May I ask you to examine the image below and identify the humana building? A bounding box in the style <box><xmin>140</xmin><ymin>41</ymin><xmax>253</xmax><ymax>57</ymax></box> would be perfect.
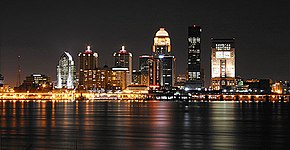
<box><xmin>211</xmin><ymin>38</ymin><xmax>235</xmax><ymax>90</ymax></box>
<box><xmin>56</xmin><ymin>51</ymin><xmax>76</xmax><ymax>89</ymax></box>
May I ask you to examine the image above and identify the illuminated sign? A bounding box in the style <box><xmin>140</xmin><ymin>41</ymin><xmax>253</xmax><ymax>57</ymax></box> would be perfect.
<box><xmin>216</xmin><ymin>44</ymin><xmax>231</xmax><ymax>50</ymax></box>
<box><xmin>112</xmin><ymin>67</ymin><xmax>128</xmax><ymax>71</ymax></box>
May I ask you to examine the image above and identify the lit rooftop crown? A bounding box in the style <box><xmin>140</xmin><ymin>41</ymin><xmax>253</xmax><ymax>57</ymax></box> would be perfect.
<box><xmin>85</xmin><ymin>45</ymin><xmax>92</xmax><ymax>53</ymax></box>
<box><xmin>155</xmin><ymin>28</ymin><xmax>169</xmax><ymax>37</ymax></box>
<box><xmin>118</xmin><ymin>46</ymin><xmax>129</xmax><ymax>54</ymax></box>
<box><xmin>120</xmin><ymin>46</ymin><xmax>126</xmax><ymax>52</ymax></box>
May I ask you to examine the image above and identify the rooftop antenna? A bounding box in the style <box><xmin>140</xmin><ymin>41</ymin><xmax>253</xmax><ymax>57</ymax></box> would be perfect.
<box><xmin>17</xmin><ymin>55</ymin><xmax>21</xmax><ymax>87</ymax></box>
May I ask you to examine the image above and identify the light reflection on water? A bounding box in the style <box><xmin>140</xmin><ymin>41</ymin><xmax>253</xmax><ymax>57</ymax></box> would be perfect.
<box><xmin>0</xmin><ymin>101</ymin><xmax>289</xmax><ymax>149</ymax></box>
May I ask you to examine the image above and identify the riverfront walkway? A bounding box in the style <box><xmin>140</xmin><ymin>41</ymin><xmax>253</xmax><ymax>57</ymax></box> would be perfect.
<box><xmin>0</xmin><ymin>92</ymin><xmax>289</xmax><ymax>102</ymax></box>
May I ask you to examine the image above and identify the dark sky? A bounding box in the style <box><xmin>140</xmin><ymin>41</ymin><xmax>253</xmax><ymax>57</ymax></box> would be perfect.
<box><xmin>1</xmin><ymin>0</ymin><xmax>289</xmax><ymax>87</ymax></box>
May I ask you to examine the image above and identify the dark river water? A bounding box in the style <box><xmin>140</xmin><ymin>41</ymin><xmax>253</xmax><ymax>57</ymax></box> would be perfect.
<box><xmin>0</xmin><ymin>101</ymin><xmax>289</xmax><ymax>150</ymax></box>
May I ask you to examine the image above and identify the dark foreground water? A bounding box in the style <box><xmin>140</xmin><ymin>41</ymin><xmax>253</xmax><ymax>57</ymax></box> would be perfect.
<box><xmin>0</xmin><ymin>101</ymin><xmax>289</xmax><ymax>150</ymax></box>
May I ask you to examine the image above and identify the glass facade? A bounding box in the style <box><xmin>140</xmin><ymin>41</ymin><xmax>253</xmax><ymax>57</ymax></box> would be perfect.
<box><xmin>56</xmin><ymin>52</ymin><xmax>76</xmax><ymax>89</ymax></box>
<box><xmin>113</xmin><ymin>46</ymin><xmax>132</xmax><ymax>85</ymax></box>
<box><xmin>187</xmin><ymin>25</ymin><xmax>202</xmax><ymax>82</ymax></box>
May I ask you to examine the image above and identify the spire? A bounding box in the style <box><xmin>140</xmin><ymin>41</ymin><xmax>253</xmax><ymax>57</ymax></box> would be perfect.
<box><xmin>85</xmin><ymin>45</ymin><xmax>92</xmax><ymax>53</ymax></box>
<box><xmin>119</xmin><ymin>46</ymin><xmax>127</xmax><ymax>53</ymax></box>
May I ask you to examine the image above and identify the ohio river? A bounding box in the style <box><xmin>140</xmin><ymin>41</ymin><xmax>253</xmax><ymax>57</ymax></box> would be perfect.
<box><xmin>0</xmin><ymin>101</ymin><xmax>289</xmax><ymax>149</ymax></box>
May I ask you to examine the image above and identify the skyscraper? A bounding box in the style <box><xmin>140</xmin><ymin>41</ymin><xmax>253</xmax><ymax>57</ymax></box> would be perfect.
<box><xmin>138</xmin><ymin>55</ymin><xmax>154</xmax><ymax>86</ymax></box>
<box><xmin>151</xmin><ymin>28</ymin><xmax>176</xmax><ymax>88</ymax></box>
<box><xmin>78</xmin><ymin>46</ymin><xmax>98</xmax><ymax>90</ymax></box>
<box><xmin>211</xmin><ymin>38</ymin><xmax>235</xmax><ymax>90</ymax></box>
<box><xmin>113</xmin><ymin>46</ymin><xmax>133</xmax><ymax>86</ymax></box>
<box><xmin>185</xmin><ymin>25</ymin><xmax>203</xmax><ymax>90</ymax></box>
<box><xmin>56</xmin><ymin>51</ymin><xmax>76</xmax><ymax>89</ymax></box>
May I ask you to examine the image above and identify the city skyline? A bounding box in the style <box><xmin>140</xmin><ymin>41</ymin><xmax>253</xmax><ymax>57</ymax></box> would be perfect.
<box><xmin>1</xmin><ymin>0</ymin><xmax>289</xmax><ymax>86</ymax></box>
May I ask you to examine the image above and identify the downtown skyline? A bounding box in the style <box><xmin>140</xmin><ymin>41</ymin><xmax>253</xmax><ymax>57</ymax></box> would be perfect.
<box><xmin>0</xmin><ymin>0</ymin><xmax>289</xmax><ymax>86</ymax></box>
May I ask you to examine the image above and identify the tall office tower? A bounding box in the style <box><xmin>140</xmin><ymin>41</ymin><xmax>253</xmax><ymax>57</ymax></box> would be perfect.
<box><xmin>152</xmin><ymin>28</ymin><xmax>176</xmax><ymax>88</ymax></box>
<box><xmin>158</xmin><ymin>55</ymin><xmax>176</xmax><ymax>87</ymax></box>
<box><xmin>138</xmin><ymin>55</ymin><xmax>154</xmax><ymax>85</ymax></box>
<box><xmin>185</xmin><ymin>25</ymin><xmax>203</xmax><ymax>90</ymax></box>
<box><xmin>211</xmin><ymin>38</ymin><xmax>235</xmax><ymax>90</ymax></box>
<box><xmin>139</xmin><ymin>55</ymin><xmax>152</xmax><ymax>72</ymax></box>
<box><xmin>113</xmin><ymin>46</ymin><xmax>133</xmax><ymax>86</ymax></box>
<box><xmin>56</xmin><ymin>52</ymin><xmax>76</xmax><ymax>89</ymax></box>
<box><xmin>78</xmin><ymin>46</ymin><xmax>98</xmax><ymax>90</ymax></box>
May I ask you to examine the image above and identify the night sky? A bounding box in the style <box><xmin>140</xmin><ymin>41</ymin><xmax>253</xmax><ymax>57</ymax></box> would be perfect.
<box><xmin>1</xmin><ymin>0</ymin><xmax>289</xmax><ymax>87</ymax></box>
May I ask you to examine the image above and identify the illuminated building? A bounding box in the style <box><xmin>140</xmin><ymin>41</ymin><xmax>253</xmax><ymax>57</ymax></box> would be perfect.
<box><xmin>28</xmin><ymin>73</ymin><xmax>51</xmax><ymax>85</ymax></box>
<box><xmin>78</xmin><ymin>46</ymin><xmax>98</xmax><ymax>90</ymax></box>
<box><xmin>139</xmin><ymin>55</ymin><xmax>152</xmax><ymax>73</ymax></box>
<box><xmin>113</xmin><ymin>46</ymin><xmax>132</xmax><ymax>86</ymax></box>
<box><xmin>15</xmin><ymin>73</ymin><xmax>52</xmax><ymax>92</ymax></box>
<box><xmin>92</xmin><ymin>66</ymin><xmax>128</xmax><ymax>92</ymax></box>
<box><xmin>138</xmin><ymin>55</ymin><xmax>154</xmax><ymax>86</ymax></box>
<box><xmin>132</xmin><ymin>70</ymin><xmax>141</xmax><ymax>84</ymax></box>
<box><xmin>0</xmin><ymin>84</ymin><xmax>11</xmax><ymax>92</ymax></box>
<box><xmin>153</xmin><ymin>28</ymin><xmax>171</xmax><ymax>56</ymax></box>
<box><xmin>185</xmin><ymin>25</ymin><xmax>203</xmax><ymax>90</ymax></box>
<box><xmin>151</xmin><ymin>28</ymin><xmax>176</xmax><ymax>89</ymax></box>
<box><xmin>272</xmin><ymin>82</ymin><xmax>283</xmax><ymax>94</ymax></box>
<box><xmin>111</xmin><ymin>67</ymin><xmax>129</xmax><ymax>91</ymax></box>
<box><xmin>94</xmin><ymin>65</ymin><xmax>111</xmax><ymax>92</ymax></box>
<box><xmin>56</xmin><ymin>52</ymin><xmax>76</xmax><ymax>89</ymax></box>
<box><xmin>176</xmin><ymin>74</ymin><xmax>186</xmax><ymax>89</ymax></box>
<box><xmin>211</xmin><ymin>38</ymin><xmax>235</xmax><ymax>90</ymax></box>
<box><xmin>244</xmin><ymin>79</ymin><xmax>272</xmax><ymax>94</ymax></box>
<box><xmin>177</xmin><ymin>74</ymin><xmax>187</xmax><ymax>83</ymax></box>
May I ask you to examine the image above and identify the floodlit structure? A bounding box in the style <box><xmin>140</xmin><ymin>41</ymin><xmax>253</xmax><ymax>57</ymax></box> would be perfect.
<box><xmin>56</xmin><ymin>52</ymin><xmax>76</xmax><ymax>89</ymax></box>
<box><xmin>153</xmin><ymin>28</ymin><xmax>171</xmax><ymax>55</ymax></box>
<box><xmin>211</xmin><ymin>38</ymin><xmax>235</xmax><ymax>90</ymax></box>
<box><xmin>151</xmin><ymin>28</ymin><xmax>176</xmax><ymax>89</ymax></box>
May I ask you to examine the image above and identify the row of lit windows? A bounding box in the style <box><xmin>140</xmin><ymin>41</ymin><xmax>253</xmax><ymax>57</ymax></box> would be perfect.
<box><xmin>188</xmin><ymin>72</ymin><xmax>201</xmax><ymax>79</ymax></box>
<box><xmin>212</xmin><ymin>80</ymin><xmax>235</xmax><ymax>86</ymax></box>
<box><xmin>189</xmin><ymin>49</ymin><xmax>200</xmax><ymax>53</ymax></box>
<box><xmin>188</xmin><ymin>37</ymin><xmax>201</xmax><ymax>43</ymax></box>
<box><xmin>188</xmin><ymin>58</ymin><xmax>200</xmax><ymax>62</ymax></box>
